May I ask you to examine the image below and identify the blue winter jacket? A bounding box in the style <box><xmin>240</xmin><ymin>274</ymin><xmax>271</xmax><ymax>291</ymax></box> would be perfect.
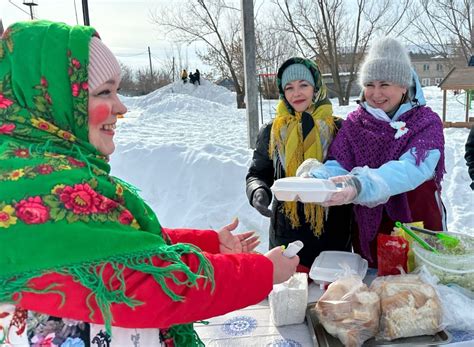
<box><xmin>309</xmin><ymin>70</ymin><xmax>441</xmax><ymax>207</ymax></box>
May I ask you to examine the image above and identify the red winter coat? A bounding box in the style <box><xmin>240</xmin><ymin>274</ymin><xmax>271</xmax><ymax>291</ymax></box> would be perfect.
<box><xmin>18</xmin><ymin>227</ymin><xmax>273</xmax><ymax>328</ymax></box>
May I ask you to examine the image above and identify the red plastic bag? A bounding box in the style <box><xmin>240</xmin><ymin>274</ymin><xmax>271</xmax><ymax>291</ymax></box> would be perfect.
<box><xmin>377</xmin><ymin>234</ymin><xmax>409</xmax><ymax>276</ymax></box>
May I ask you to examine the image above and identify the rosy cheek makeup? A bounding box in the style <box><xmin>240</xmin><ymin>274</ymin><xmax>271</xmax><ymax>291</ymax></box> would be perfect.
<box><xmin>89</xmin><ymin>104</ymin><xmax>111</xmax><ymax>126</ymax></box>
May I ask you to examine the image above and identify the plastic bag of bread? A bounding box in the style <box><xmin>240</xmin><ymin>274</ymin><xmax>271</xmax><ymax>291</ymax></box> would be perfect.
<box><xmin>370</xmin><ymin>273</ymin><xmax>443</xmax><ymax>341</ymax></box>
<box><xmin>315</xmin><ymin>270</ymin><xmax>380</xmax><ymax>347</ymax></box>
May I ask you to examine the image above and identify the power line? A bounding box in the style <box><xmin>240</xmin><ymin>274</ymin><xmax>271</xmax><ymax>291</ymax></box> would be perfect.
<box><xmin>73</xmin><ymin>0</ymin><xmax>79</xmax><ymax>25</ymax></box>
<box><xmin>115</xmin><ymin>52</ymin><xmax>148</xmax><ymax>58</ymax></box>
<box><xmin>7</xmin><ymin>0</ymin><xmax>37</xmax><ymax>19</ymax></box>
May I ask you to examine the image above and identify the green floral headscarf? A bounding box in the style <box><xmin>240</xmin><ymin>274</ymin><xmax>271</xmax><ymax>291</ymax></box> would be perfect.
<box><xmin>0</xmin><ymin>20</ymin><xmax>212</xmax><ymax>346</ymax></box>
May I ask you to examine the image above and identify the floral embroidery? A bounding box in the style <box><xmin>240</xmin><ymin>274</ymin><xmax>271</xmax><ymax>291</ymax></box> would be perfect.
<box><xmin>118</xmin><ymin>210</ymin><xmax>134</xmax><ymax>225</ymax></box>
<box><xmin>31</xmin><ymin>117</ymin><xmax>59</xmax><ymax>134</ymax></box>
<box><xmin>0</xmin><ymin>75</ymin><xmax>22</xmax><ymax>123</ymax></box>
<box><xmin>57</xmin><ymin>129</ymin><xmax>76</xmax><ymax>142</ymax></box>
<box><xmin>69</xmin><ymin>55</ymin><xmax>87</xmax><ymax>99</ymax></box>
<box><xmin>0</xmin><ymin>153</ymin><xmax>86</xmax><ymax>182</ymax></box>
<box><xmin>72</xmin><ymin>83</ymin><xmax>80</xmax><ymax>97</ymax></box>
<box><xmin>116</xmin><ymin>184</ymin><xmax>124</xmax><ymax>197</ymax></box>
<box><xmin>1</xmin><ymin>181</ymin><xmax>139</xmax><ymax>228</ymax></box>
<box><xmin>67</xmin><ymin>156</ymin><xmax>85</xmax><ymax>167</ymax></box>
<box><xmin>96</xmin><ymin>195</ymin><xmax>118</xmax><ymax>213</ymax></box>
<box><xmin>0</xmin><ymin>205</ymin><xmax>17</xmax><ymax>228</ymax></box>
<box><xmin>68</xmin><ymin>52</ymin><xmax>88</xmax><ymax>128</ymax></box>
<box><xmin>9</xmin><ymin>169</ymin><xmax>24</xmax><ymax>181</ymax></box>
<box><xmin>52</xmin><ymin>184</ymin><xmax>66</xmax><ymax>194</ymax></box>
<box><xmin>31</xmin><ymin>76</ymin><xmax>54</xmax><ymax>118</ymax></box>
<box><xmin>36</xmin><ymin>164</ymin><xmax>54</xmax><ymax>175</ymax></box>
<box><xmin>15</xmin><ymin>197</ymin><xmax>50</xmax><ymax>224</ymax></box>
<box><xmin>0</xmin><ymin>123</ymin><xmax>15</xmax><ymax>134</ymax></box>
<box><xmin>0</xmin><ymin>93</ymin><xmax>13</xmax><ymax>109</ymax></box>
<box><xmin>59</xmin><ymin>183</ymin><xmax>101</xmax><ymax>215</ymax></box>
<box><xmin>13</xmin><ymin>148</ymin><xmax>30</xmax><ymax>158</ymax></box>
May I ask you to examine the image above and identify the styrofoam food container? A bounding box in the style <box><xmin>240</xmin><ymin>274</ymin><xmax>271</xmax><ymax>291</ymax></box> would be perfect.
<box><xmin>309</xmin><ymin>251</ymin><xmax>368</xmax><ymax>289</ymax></box>
<box><xmin>270</xmin><ymin>177</ymin><xmax>341</xmax><ymax>203</ymax></box>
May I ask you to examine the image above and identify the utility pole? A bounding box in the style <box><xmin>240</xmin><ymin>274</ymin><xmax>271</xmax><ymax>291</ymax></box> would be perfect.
<box><xmin>22</xmin><ymin>0</ymin><xmax>38</xmax><ymax>20</ymax></box>
<box><xmin>241</xmin><ymin>0</ymin><xmax>259</xmax><ymax>149</ymax></box>
<box><xmin>148</xmin><ymin>46</ymin><xmax>153</xmax><ymax>78</ymax></box>
<box><xmin>82</xmin><ymin>0</ymin><xmax>90</xmax><ymax>25</ymax></box>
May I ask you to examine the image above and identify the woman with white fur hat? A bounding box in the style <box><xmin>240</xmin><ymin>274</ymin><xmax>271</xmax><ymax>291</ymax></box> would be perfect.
<box><xmin>297</xmin><ymin>37</ymin><xmax>446</xmax><ymax>266</ymax></box>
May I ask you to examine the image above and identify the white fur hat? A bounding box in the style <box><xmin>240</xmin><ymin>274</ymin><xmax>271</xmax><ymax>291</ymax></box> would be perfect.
<box><xmin>359</xmin><ymin>37</ymin><xmax>412</xmax><ymax>87</ymax></box>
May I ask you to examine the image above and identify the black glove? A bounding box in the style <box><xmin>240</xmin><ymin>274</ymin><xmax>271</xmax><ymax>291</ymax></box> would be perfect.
<box><xmin>252</xmin><ymin>188</ymin><xmax>272</xmax><ymax>217</ymax></box>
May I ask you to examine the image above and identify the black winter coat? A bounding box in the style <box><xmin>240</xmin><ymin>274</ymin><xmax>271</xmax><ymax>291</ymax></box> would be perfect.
<box><xmin>246</xmin><ymin>119</ymin><xmax>353</xmax><ymax>268</ymax></box>
<box><xmin>465</xmin><ymin>125</ymin><xmax>474</xmax><ymax>190</ymax></box>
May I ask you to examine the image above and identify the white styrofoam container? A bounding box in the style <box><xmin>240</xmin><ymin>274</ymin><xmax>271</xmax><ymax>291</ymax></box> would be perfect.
<box><xmin>269</xmin><ymin>272</ymin><xmax>308</xmax><ymax>326</ymax></box>
<box><xmin>309</xmin><ymin>251</ymin><xmax>368</xmax><ymax>289</ymax></box>
<box><xmin>270</xmin><ymin>177</ymin><xmax>341</xmax><ymax>203</ymax></box>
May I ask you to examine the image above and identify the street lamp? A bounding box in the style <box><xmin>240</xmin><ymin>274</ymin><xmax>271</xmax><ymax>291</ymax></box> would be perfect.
<box><xmin>22</xmin><ymin>0</ymin><xmax>38</xmax><ymax>20</ymax></box>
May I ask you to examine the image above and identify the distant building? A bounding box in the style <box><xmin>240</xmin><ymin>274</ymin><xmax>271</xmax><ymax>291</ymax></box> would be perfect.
<box><xmin>317</xmin><ymin>50</ymin><xmax>461</xmax><ymax>91</ymax></box>
<box><xmin>321</xmin><ymin>72</ymin><xmax>361</xmax><ymax>98</ymax></box>
<box><xmin>409</xmin><ymin>53</ymin><xmax>452</xmax><ymax>87</ymax></box>
<box><xmin>216</xmin><ymin>78</ymin><xmax>235</xmax><ymax>92</ymax></box>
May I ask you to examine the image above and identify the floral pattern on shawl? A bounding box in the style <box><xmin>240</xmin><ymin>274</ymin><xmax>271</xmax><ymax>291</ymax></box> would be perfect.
<box><xmin>0</xmin><ymin>20</ymin><xmax>213</xmax><ymax>343</ymax></box>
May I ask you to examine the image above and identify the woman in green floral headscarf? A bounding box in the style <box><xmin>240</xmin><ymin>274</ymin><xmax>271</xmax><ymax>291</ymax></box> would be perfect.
<box><xmin>0</xmin><ymin>20</ymin><xmax>299</xmax><ymax>346</ymax></box>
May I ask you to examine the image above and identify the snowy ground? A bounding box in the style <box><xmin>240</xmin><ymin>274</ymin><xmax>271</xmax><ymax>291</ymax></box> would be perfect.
<box><xmin>111</xmin><ymin>79</ymin><xmax>473</xmax><ymax>252</ymax></box>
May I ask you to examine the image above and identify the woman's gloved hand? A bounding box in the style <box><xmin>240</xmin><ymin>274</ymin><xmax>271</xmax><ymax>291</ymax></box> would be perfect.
<box><xmin>252</xmin><ymin>188</ymin><xmax>272</xmax><ymax>217</ymax></box>
<box><xmin>322</xmin><ymin>175</ymin><xmax>361</xmax><ymax>206</ymax></box>
<box><xmin>296</xmin><ymin>158</ymin><xmax>323</xmax><ymax>178</ymax></box>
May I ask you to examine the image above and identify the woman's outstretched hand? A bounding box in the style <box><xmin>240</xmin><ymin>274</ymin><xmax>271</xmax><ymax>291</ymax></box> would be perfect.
<box><xmin>217</xmin><ymin>218</ymin><xmax>260</xmax><ymax>254</ymax></box>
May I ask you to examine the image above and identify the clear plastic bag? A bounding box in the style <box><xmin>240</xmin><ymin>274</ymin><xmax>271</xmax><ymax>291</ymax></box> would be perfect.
<box><xmin>417</xmin><ymin>265</ymin><xmax>474</xmax><ymax>332</ymax></box>
<box><xmin>315</xmin><ymin>266</ymin><xmax>380</xmax><ymax>347</ymax></box>
<box><xmin>370</xmin><ymin>272</ymin><xmax>444</xmax><ymax>341</ymax></box>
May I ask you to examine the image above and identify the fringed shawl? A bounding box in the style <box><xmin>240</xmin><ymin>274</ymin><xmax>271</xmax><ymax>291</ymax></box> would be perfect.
<box><xmin>0</xmin><ymin>20</ymin><xmax>212</xmax><ymax>346</ymax></box>
<box><xmin>328</xmin><ymin>105</ymin><xmax>445</xmax><ymax>259</ymax></box>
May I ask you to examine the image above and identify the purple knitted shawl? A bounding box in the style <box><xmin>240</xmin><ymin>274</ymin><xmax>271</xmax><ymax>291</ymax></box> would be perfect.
<box><xmin>329</xmin><ymin>105</ymin><xmax>445</xmax><ymax>259</ymax></box>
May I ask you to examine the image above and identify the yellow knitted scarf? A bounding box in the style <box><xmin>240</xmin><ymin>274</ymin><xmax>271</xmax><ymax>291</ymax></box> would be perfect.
<box><xmin>269</xmin><ymin>100</ymin><xmax>336</xmax><ymax>236</ymax></box>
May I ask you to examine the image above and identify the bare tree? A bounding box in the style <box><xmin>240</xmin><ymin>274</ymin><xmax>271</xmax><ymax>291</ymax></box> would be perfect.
<box><xmin>118</xmin><ymin>63</ymin><xmax>172</xmax><ymax>96</ymax></box>
<box><xmin>119</xmin><ymin>63</ymin><xmax>136</xmax><ymax>95</ymax></box>
<box><xmin>406</xmin><ymin>0</ymin><xmax>472</xmax><ymax>64</ymax></box>
<box><xmin>272</xmin><ymin>0</ymin><xmax>411</xmax><ymax>105</ymax></box>
<box><xmin>255</xmin><ymin>17</ymin><xmax>297</xmax><ymax>74</ymax></box>
<box><xmin>151</xmin><ymin>0</ymin><xmax>247</xmax><ymax>108</ymax></box>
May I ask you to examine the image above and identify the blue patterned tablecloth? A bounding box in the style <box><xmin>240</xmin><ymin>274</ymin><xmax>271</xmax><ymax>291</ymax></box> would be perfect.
<box><xmin>194</xmin><ymin>303</ymin><xmax>313</xmax><ymax>347</ymax></box>
<box><xmin>195</xmin><ymin>278</ymin><xmax>474</xmax><ymax>347</ymax></box>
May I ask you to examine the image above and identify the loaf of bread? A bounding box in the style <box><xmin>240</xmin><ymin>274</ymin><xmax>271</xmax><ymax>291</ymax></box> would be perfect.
<box><xmin>315</xmin><ymin>275</ymin><xmax>380</xmax><ymax>347</ymax></box>
<box><xmin>370</xmin><ymin>274</ymin><xmax>443</xmax><ymax>340</ymax></box>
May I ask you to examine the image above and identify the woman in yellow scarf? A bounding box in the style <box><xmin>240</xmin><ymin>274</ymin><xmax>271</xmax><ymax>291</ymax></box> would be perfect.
<box><xmin>246</xmin><ymin>57</ymin><xmax>353</xmax><ymax>270</ymax></box>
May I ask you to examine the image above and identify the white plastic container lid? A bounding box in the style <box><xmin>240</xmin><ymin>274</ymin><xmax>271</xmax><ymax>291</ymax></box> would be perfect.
<box><xmin>309</xmin><ymin>251</ymin><xmax>368</xmax><ymax>289</ymax></box>
<box><xmin>270</xmin><ymin>177</ymin><xmax>341</xmax><ymax>203</ymax></box>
